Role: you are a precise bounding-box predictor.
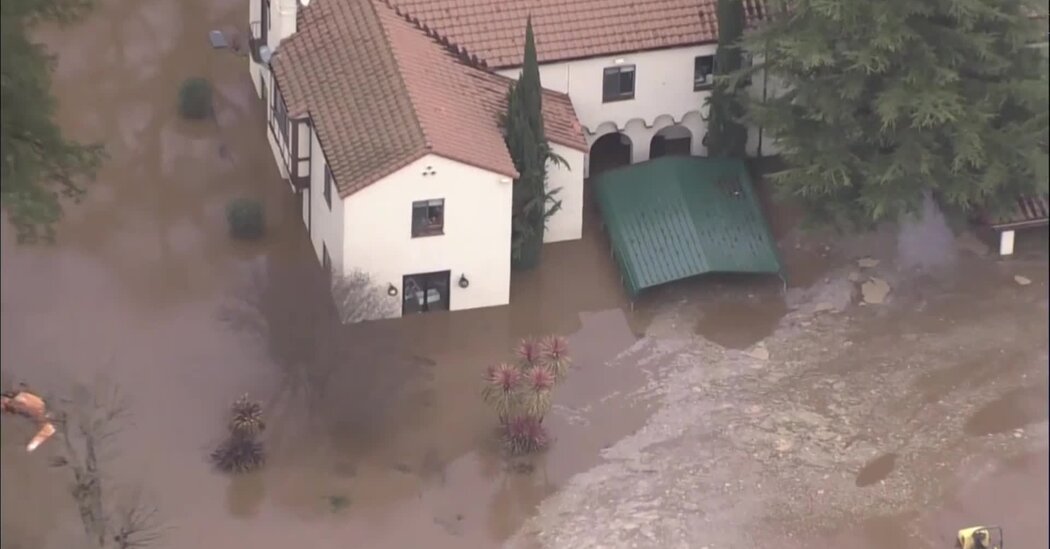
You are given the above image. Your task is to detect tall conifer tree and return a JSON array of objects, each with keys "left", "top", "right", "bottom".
[{"left": 741, "top": 0, "right": 1049, "bottom": 226}]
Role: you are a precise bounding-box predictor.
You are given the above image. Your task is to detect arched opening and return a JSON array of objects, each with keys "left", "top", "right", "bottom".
[
  {"left": 650, "top": 125, "right": 693, "bottom": 159},
  {"left": 588, "top": 132, "right": 632, "bottom": 177}
]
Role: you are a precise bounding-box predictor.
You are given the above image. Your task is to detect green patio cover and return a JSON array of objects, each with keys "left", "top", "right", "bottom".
[{"left": 594, "top": 156, "right": 783, "bottom": 298}]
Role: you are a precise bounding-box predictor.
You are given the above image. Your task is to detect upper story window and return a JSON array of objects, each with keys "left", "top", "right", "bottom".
[
  {"left": 694, "top": 55, "right": 715, "bottom": 90},
  {"left": 323, "top": 164, "right": 333, "bottom": 209},
  {"left": 411, "top": 199, "right": 445, "bottom": 237},
  {"left": 602, "top": 65, "right": 636, "bottom": 103},
  {"left": 272, "top": 89, "right": 289, "bottom": 146}
]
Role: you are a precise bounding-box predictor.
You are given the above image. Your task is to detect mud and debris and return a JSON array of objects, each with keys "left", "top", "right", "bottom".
[{"left": 509, "top": 243, "right": 1049, "bottom": 549}]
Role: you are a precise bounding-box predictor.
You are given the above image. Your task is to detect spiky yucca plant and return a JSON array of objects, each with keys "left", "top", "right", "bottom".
[
  {"left": 515, "top": 337, "right": 542, "bottom": 368},
  {"left": 482, "top": 363, "right": 522, "bottom": 424},
  {"left": 539, "top": 335, "right": 571, "bottom": 381},
  {"left": 211, "top": 435, "right": 265, "bottom": 473},
  {"left": 230, "top": 394, "right": 265, "bottom": 437},
  {"left": 504, "top": 415, "right": 549, "bottom": 455},
  {"left": 520, "top": 366, "right": 554, "bottom": 419},
  {"left": 212, "top": 394, "right": 266, "bottom": 474}
]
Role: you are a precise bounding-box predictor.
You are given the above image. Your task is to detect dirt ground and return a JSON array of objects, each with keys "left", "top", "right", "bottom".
[{"left": 509, "top": 227, "right": 1050, "bottom": 549}]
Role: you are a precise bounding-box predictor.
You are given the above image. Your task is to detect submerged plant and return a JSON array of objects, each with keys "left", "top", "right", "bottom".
[
  {"left": 503, "top": 415, "right": 548, "bottom": 455},
  {"left": 482, "top": 363, "right": 521, "bottom": 423},
  {"left": 230, "top": 394, "right": 265, "bottom": 437},
  {"left": 211, "top": 435, "right": 265, "bottom": 474},
  {"left": 482, "top": 336, "right": 571, "bottom": 455},
  {"left": 520, "top": 365, "right": 554, "bottom": 419},
  {"left": 212, "top": 395, "right": 266, "bottom": 474},
  {"left": 178, "top": 77, "right": 213, "bottom": 120},
  {"left": 225, "top": 198, "right": 266, "bottom": 240},
  {"left": 539, "top": 335, "right": 572, "bottom": 381},
  {"left": 515, "top": 337, "right": 542, "bottom": 367}
]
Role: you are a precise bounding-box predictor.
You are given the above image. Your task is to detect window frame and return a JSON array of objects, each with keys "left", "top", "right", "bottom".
[
  {"left": 323, "top": 164, "right": 333, "bottom": 209},
  {"left": 602, "top": 65, "right": 636, "bottom": 103},
  {"left": 693, "top": 55, "right": 715, "bottom": 91},
  {"left": 411, "top": 198, "right": 445, "bottom": 238},
  {"left": 272, "top": 88, "right": 289, "bottom": 147},
  {"left": 322, "top": 242, "right": 332, "bottom": 274}
]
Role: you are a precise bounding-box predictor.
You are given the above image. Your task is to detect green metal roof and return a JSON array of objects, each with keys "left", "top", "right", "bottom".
[{"left": 594, "top": 156, "right": 783, "bottom": 298}]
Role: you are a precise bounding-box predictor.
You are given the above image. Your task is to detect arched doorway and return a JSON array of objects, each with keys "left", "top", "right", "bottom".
[
  {"left": 588, "top": 132, "right": 632, "bottom": 177},
  {"left": 650, "top": 125, "right": 693, "bottom": 159}
]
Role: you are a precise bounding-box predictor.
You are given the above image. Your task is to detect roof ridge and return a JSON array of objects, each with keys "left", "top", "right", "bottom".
[
  {"left": 379, "top": 0, "right": 490, "bottom": 69},
  {"left": 366, "top": 0, "right": 432, "bottom": 151}
]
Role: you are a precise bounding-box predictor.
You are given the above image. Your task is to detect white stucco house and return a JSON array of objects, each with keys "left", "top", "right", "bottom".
[{"left": 245, "top": 0, "right": 770, "bottom": 318}]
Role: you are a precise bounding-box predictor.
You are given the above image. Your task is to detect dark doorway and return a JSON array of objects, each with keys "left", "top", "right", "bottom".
[
  {"left": 650, "top": 125, "right": 693, "bottom": 159},
  {"left": 402, "top": 270, "right": 451, "bottom": 314},
  {"left": 588, "top": 132, "right": 632, "bottom": 177}
]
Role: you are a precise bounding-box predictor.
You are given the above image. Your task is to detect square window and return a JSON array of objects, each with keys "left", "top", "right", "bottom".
[
  {"left": 602, "top": 65, "right": 636, "bottom": 103},
  {"left": 411, "top": 198, "right": 445, "bottom": 237},
  {"left": 694, "top": 55, "right": 715, "bottom": 90}
]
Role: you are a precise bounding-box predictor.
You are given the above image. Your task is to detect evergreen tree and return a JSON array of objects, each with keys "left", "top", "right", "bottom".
[
  {"left": 1, "top": 0, "right": 104, "bottom": 243},
  {"left": 501, "top": 17, "right": 564, "bottom": 270},
  {"left": 704, "top": 0, "right": 749, "bottom": 158},
  {"left": 741, "top": 0, "right": 1049, "bottom": 227}
]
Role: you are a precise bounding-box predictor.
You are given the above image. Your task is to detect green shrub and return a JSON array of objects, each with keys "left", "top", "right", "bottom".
[
  {"left": 178, "top": 77, "right": 213, "bottom": 120},
  {"left": 225, "top": 198, "right": 265, "bottom": 240}
]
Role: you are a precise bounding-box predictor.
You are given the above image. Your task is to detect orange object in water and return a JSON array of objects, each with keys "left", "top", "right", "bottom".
[{"left": 1, "top": 389, "right": 58, "bottom": 453}]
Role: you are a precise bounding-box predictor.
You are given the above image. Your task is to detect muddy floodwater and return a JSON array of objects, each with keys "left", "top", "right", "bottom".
[{"left": 3, "top": 0, "right": 1049, "bottom": 547}]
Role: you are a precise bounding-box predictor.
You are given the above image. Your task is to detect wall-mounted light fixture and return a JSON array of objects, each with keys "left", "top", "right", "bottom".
[
  {"left": 498, "top": 177, "right": 512, "bottom": 184},
  {"left": 458, "top": 274, "right": 470, "bottom": 288},
  {"left": 613, "top": 57, "right": 626, "bottom": 65},
  {"left": 387, "top": 283, "right": 399, "bottom": 297}
]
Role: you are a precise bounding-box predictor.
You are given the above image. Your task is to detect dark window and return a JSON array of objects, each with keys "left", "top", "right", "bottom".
[
  {"left": 402, "top": 271, "right": 451, "bottom": 314},
  {"left": 411, "top": 199, "right": 445, "bottom": 237},
  {"left": 322, "top": 242, "right": 332, "bottom": 273},
  {"left": 602, "top": 65, "right": 636, "bottom": 103},
  {"left": 323, "top": 164, "right": 333, "bottom": 209},
  {"left": 694, "top": 55, "right": 715, "bottom": 90},
  {"left": 273, "top": 90, "right": 289, "bottom": 146},
  {"left": 263, "top": 0, "right": 271, "bottom": 31}
]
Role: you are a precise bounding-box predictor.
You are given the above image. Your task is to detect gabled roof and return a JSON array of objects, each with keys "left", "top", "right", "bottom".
[
  {"left": 271, "top": 0, "right": 586, "bottom": 199},
  {"left": 386, "top": 0, "right": 767, "bottom": 68}
]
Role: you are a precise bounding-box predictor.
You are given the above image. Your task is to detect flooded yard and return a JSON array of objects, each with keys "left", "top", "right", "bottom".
[{"left": 2, "top": 0, "right": 1048, "bottom": 547}]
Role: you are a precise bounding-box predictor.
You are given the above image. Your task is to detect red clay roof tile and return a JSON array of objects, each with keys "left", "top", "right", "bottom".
[
  {"left": 386, "top": 0, "right": 766, "bottom": 68},
  {"left": 272, "top": 0, "right": 586, "bottom": 198}
]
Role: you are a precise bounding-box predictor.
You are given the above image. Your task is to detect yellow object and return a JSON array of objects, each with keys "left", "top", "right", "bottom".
[{"left": 957, "top": 526, "right": 1003, "bottom": 549}]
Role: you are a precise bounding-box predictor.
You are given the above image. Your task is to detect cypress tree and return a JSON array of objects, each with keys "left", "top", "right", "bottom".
[
  {"left": 742, "top": 0, "right": 1049, "bottom": 227},
  {"left": 501, "top": 17, "right": 564, "bottom": 270},
  {"left": 705, "top": 0, "right": 749, "bottom": 158},
  {"left": 1, "top": 0, "right": 105, "bottom": 243}
]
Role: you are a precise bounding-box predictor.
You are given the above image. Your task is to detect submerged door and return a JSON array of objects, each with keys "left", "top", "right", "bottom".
[{"left": 402, "top": 270, "right": 451, "bottom": 314}]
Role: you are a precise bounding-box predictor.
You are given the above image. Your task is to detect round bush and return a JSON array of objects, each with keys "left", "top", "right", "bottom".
[
  {"left": 178, "top": 77, "right": 213, "bottom": 120},
  {"left": 225, "top": 198, "right": 265, "bottom": 240}
]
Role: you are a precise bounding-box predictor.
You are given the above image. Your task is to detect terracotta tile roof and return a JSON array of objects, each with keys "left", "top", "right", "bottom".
[
  {"left": 272, "top": 0, "right": 586, "bottom": 198},
  {"left": 386, "top": 0, "right": 766, "bottom": 68},
  {"left": 469, "top": 70, "right": 588, "bottom": 152}
]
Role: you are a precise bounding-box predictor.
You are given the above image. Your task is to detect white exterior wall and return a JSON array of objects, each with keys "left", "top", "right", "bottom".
[
  {"left": 342, "top": 155, "right": 514, "bottom": 317},
  {"left": 544, "top": 143, "right": 586, "bottom": 243},
  {"left": 249, "top": 0, "right": 298, "bottom": 97},
  {"left": 497, "top": 44, "right": 778, "bottom": 167},
  {"left": 306, "top": 132, "right": 343, "bottom": 266}
]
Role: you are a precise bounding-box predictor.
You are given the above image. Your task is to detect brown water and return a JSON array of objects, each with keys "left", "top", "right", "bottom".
[{"left": 0, "top": 0, "right": 671, "bottom": 546}]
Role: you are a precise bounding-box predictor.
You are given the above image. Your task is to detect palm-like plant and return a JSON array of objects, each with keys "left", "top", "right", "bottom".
[
  {"left": 504, "top": 415, "right": 548, "bottom": 455},
  {"left": 539, "top": 335, "right": 571, "bottom": 381},
  {"left": 482, "top": 363, "right": 521, "bottom": 424},
  {"left": 211, "top": 395, "right": 266, "bottom": 474},
  {"left": 230, "top": 394, "right": 265, "bottom": 437},
  {"left": 520, "top": 366, "right": 555, "bottom": 419},
  {"left": 515, "top": 337, "right": 542, "bottom": 367}
]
